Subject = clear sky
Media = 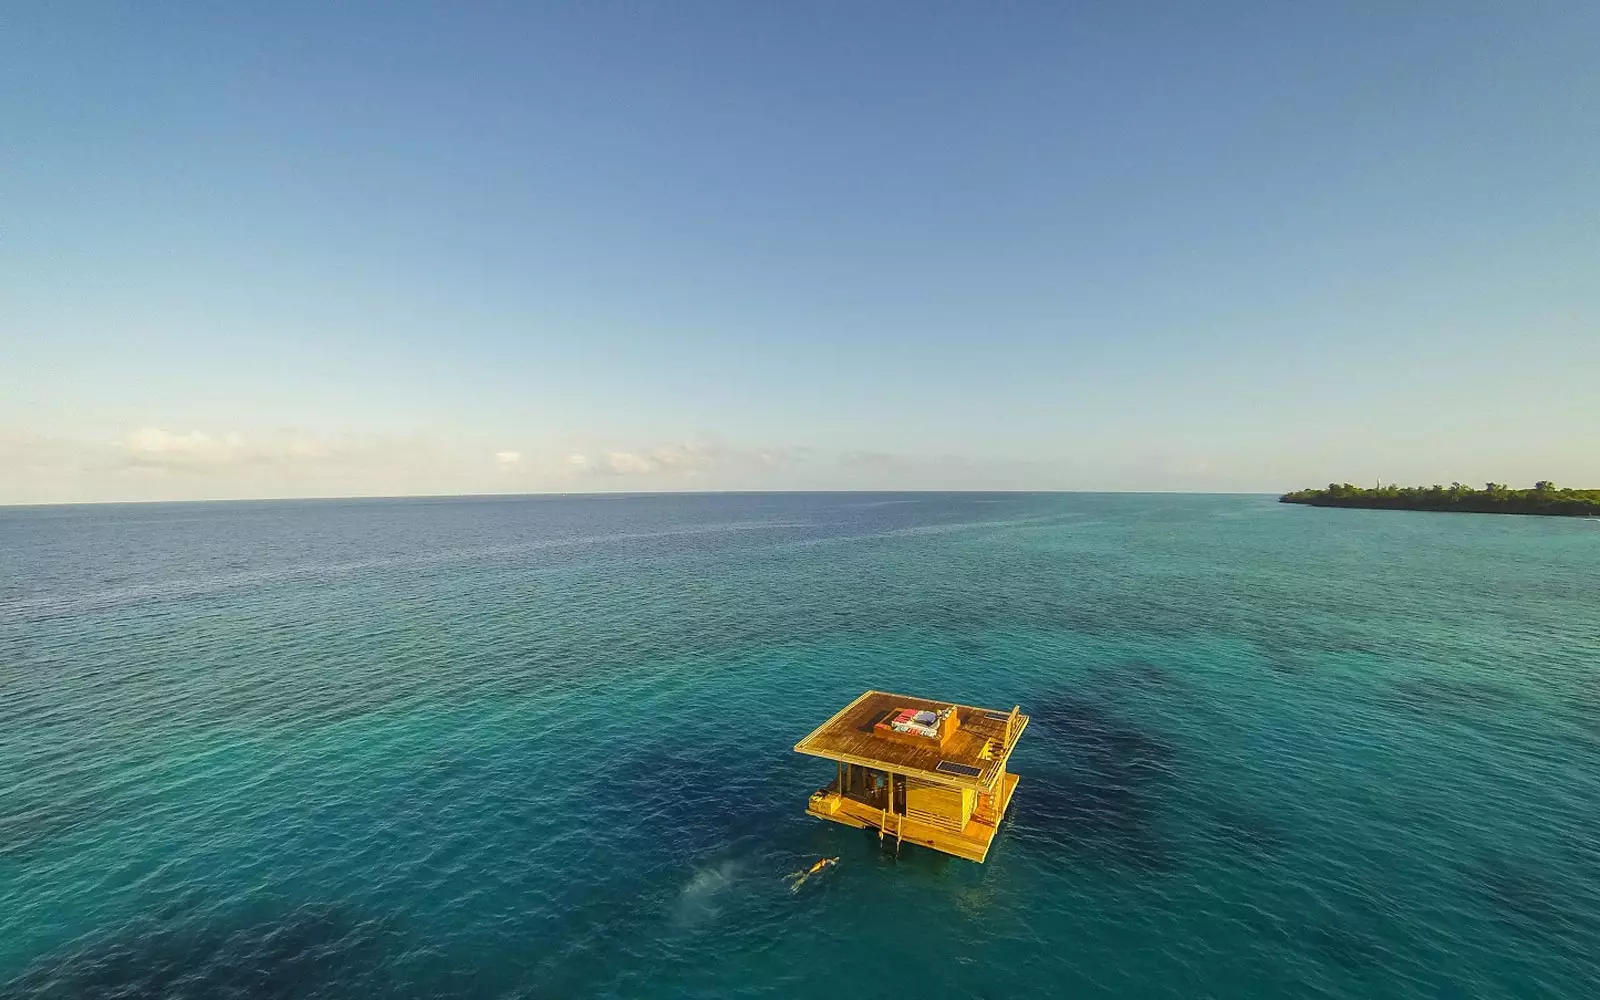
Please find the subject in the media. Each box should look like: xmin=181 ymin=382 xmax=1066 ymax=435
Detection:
xmin=3 ymin=2 xmax=1596 ymax=502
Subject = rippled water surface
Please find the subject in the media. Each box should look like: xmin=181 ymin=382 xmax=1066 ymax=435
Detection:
xmin=3 ymin=493 xmax=1598 ymax=999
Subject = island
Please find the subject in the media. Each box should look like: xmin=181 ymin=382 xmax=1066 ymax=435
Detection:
xmin=1280 ymin=482 xmax=1600 ymax=517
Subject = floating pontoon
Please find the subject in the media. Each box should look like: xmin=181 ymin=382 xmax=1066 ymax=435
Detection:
xmin=794 ymin=690 xmax=1028 ymax=862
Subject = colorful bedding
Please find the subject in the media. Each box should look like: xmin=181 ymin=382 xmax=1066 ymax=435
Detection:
xmin=883 ymin=706 xmax=946 ymax=739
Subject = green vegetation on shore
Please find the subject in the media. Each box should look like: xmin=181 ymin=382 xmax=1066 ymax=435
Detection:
xmin=1280 ymin=482 xmax=1600 ymax=516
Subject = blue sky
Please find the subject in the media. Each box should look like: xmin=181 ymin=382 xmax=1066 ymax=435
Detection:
xmin=3 ymin=2 xmax=1596 ymax=501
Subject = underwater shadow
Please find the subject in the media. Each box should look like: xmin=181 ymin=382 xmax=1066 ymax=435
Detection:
xmin=1377 ymin=673 xmax=1523 ymax=727
xmin=1467 ymin=851 xmax=1600 ymax=946
xmin=0 ymin=902 xmax=405 ymax=1000
xmin=1202 ymin=800 xmax=1288 ymax=859
xmin=1009 ymin=693 xmax=1179 ymax=873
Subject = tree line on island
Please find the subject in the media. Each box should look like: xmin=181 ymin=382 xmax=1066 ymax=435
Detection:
xmin=1280 ymin=481 xmax=1600 ymax=516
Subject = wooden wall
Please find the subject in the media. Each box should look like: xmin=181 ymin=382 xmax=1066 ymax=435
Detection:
xmin=904 ymin=776 xmax=974 ymax=832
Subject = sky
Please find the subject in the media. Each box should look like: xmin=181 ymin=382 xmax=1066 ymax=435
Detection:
xmin=2 ymin=2 xmax=1596 ymax=503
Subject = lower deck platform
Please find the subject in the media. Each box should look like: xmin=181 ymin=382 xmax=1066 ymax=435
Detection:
xmin=806 ymin=771 xmax=1021 ymax=863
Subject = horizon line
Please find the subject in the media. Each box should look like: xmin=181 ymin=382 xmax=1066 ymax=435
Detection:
xmin=0 ymin=488 xmax=1284 ymax=510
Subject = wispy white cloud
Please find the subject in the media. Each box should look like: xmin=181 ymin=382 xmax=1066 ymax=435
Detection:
xmin=595 ymin=443 xmax=714 ymax=477
xmin=120 ymin=427 xmax=345 ymax=470
xmin=839 ymin=449 xmax=899 ymax=471
xmin=127 ymin=427 xmax=243 ymax=459
xmin=0 ymin=429 xmax=818 ymax=503
xmin=0 ymin=427 xmax=1275 ymax=502
xmin=7 ymin=420 xmax=1595 ymax=503
xmin=568 ymin=440 xmax=805 ymax=479
xmin=0 ymin=427 xmax=494 ymax=503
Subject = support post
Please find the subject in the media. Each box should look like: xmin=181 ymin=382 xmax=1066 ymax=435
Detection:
xmin=882 ymin=772 xmax=893 ymax=841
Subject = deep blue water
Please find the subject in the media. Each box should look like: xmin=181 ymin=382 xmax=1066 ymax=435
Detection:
xmin=3 ymin=492 xmax=1598 ymax=999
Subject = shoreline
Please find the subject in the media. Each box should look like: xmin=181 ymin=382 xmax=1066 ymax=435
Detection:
xmin=1279 ymin=483 xmax=1600 ymax=518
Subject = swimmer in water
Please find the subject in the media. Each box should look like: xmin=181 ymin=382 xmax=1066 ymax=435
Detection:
xmin=784 ymin=856 xmax=840 ymax=893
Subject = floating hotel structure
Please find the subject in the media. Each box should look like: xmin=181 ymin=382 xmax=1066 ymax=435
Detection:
xmin=794 ymin=690 xmax=1029 ymax=862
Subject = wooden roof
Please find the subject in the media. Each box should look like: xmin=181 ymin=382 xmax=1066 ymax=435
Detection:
xmin=793 ymin=690 xmax=1029 ymax=791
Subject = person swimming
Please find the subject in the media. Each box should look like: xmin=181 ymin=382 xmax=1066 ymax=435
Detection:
xmin=784 ymin=856 xmax=840 ymax=892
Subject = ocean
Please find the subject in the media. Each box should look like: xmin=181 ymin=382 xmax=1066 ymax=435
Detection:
xmin=2 ymin=492 xmax=1597 ymax=999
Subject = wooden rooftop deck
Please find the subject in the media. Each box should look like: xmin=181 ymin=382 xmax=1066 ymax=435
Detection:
xmin=793 ymin=690 xmax=1030 ymax=791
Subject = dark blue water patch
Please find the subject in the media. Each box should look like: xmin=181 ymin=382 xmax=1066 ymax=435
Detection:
xmin=580 ymin=742 xmax=801 ymax=859
xmin=1026 ymin=692 xmax=1178 ymax=783
xmin=1263 ymin=654 xmax=1311 ymax=675
xmin=0 ymin=902 xmax=405 ymax=1000
xmin=1085 ymin=659 xmax=1187 ymax=697
xmin=1379 ymin=674 xmax=1522 ymax=721
xmin=1126 ymin=661 xmax=1180 ymax=689
xmin=1465 ymin=851 xmax=1600 ymax=947
xmin=519 ymin=876 xmax=681 ymax=996
xmin=0 ymin=782 xmax=126 ymax=862
xmin=1010 ymin=693 xmax=1179 ymax=872
xmin=0 ymin=800 xmax=67 ymax=862
xmin=950 ymin=634 xmax=988 ymax=655
xmin=1561 ymin=687 xmax=1600 ymax=751
xmin=1201 ymin=799 xmax=1288 ymax=859
xmin=1011 ymin=769 xmax=1172 ymax=873
xmin=1303 ymin=917 xmax=1386 ymax=971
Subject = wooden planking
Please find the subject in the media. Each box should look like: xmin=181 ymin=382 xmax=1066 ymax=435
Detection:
xmin=793 ymin=690 xmax=1030 ymax=791
xmin=904 ymin=777 xmax=965 ymax=831
xmin=805 ymin=771 xmax=1023 ymax=863
xmin=905 ymin=807 xmax=962 ymax=832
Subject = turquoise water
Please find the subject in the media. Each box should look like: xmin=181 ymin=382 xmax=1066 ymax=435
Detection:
xmin=3 ymin=493 xmax=1598 ymax=999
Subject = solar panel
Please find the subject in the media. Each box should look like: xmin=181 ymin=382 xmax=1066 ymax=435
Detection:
xmin=935 ymin=760 xmax=983 ymax=778
xmin=983 ymin=711 xmax=1010 ymax=721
